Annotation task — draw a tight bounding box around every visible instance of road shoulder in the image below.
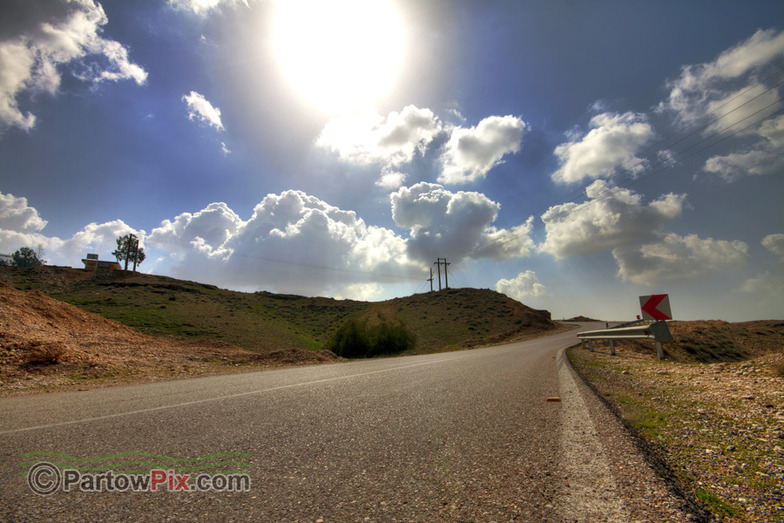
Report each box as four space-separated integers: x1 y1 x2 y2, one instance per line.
558 347 694 522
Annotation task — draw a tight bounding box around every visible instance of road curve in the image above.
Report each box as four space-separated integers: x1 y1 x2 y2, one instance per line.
0 324 687 521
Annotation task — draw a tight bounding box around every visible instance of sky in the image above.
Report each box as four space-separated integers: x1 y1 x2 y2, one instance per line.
1 0 783 321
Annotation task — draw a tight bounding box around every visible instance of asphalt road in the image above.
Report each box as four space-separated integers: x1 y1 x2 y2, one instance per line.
0 323 664 521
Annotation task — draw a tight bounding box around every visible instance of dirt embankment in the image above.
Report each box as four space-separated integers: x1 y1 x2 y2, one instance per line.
0 283 340 395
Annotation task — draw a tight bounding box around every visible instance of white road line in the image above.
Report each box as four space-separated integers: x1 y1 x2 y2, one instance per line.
0 357 455 435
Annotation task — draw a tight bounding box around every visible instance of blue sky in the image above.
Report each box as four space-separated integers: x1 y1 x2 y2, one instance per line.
1 0 783 321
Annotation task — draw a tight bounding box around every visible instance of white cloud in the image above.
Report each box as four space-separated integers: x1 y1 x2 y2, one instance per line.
375 169 407 190
438 115 527 184
539 180 686 258
762 233 784 260
0 192 48 233
703 114 784 181
148 190 419 298
317 107 527 187
316 105 443 167
0 192 49 253
52 220 143 265
496 270 545 301
390 182 534 263
0 0 147 132
613 233 748 285
168 0 250 16
147 202 243 259
550 112 656 184
182 91 225 131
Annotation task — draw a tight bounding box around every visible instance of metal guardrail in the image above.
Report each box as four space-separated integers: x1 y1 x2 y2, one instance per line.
577 320 673 360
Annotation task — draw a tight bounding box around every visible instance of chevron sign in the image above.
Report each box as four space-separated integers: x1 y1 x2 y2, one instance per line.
639 294 672 321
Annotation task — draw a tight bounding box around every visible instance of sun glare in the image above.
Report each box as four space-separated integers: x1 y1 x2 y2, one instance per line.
272 0 406 114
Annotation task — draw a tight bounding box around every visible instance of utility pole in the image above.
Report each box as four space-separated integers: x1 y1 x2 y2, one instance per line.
433 258 451 290
427 267 434 292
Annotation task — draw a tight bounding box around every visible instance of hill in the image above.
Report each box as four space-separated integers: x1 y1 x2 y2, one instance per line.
0 266 555 353
0 266 557 392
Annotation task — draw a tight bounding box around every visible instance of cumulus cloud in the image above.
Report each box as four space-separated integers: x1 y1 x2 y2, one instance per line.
703 114 784 181
148 190 419 298
317 107 527 187
438 115 527 184
496 270 545 301
550 112 656 184
316 105 443 168
613 233 749 284
182 91 225 131
0 191 141 266
147 202 242 259
539 181 686 258
0 0 147 132
390 182 534 263
0 192 48 233
762 233 784 260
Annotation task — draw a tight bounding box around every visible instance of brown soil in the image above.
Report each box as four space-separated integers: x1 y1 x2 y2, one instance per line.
0 282 340 396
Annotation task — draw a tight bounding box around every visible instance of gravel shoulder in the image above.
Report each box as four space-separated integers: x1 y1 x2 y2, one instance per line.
567 331 784 522
560 346 694 522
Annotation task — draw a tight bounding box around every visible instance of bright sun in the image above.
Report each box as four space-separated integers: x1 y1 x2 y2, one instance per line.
272 0 406 114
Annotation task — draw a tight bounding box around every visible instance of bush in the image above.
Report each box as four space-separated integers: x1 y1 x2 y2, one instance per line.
326 318 415 358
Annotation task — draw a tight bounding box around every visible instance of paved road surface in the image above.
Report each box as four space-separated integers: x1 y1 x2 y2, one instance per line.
0 324 684 521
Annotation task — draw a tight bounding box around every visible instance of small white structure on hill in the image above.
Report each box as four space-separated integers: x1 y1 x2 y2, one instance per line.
82 253 121 271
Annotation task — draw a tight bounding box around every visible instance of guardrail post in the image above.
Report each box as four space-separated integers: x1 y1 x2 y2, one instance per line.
655 341 664 360
581 340 586 350
609 340 615 356
589 340 594 352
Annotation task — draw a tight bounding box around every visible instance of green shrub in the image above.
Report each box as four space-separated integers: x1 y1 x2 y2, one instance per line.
326 318 415 358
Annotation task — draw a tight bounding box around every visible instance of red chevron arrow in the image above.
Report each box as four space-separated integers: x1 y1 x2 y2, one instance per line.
641 294 671 321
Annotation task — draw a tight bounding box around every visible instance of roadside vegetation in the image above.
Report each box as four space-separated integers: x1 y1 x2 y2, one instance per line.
569 321 784 522
325 317 416 358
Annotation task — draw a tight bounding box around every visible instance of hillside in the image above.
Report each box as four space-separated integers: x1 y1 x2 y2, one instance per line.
0 266 557 393
0 266 556 354
0 282 341 394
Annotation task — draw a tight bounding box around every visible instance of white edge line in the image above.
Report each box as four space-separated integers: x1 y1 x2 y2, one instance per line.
1 358 454 435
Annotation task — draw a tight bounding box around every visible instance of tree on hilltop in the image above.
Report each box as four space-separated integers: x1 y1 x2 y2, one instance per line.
10 247 44 267
113 233 145 272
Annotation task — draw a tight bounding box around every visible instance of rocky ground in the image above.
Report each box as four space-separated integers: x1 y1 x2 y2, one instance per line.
569 321 784 522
